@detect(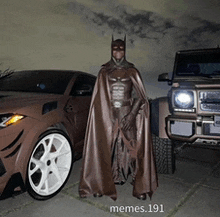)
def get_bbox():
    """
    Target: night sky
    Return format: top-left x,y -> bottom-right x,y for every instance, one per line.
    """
1,0 -> 220,98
